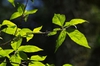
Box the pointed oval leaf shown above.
[55,30,67,52]
[29,62,45,66]
[52,14,66,27]
[24,9,38,16]
[48,31,57,36]
[11,37,22,50]
[10,12,22,20]
[18,51,28,60]
[63,64,72,66]
[67,29,90,48]
[30,55,46,61]
[8,0,15,7]
[10,55,21,66]
[33,26,42,33]
[18,45,43,53]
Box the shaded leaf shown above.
[55,30,67,52]
[52,14,65,27]
[67,29,90,48]
[30,55,46,61]
[18,45,43,53]
[18,51,28,60]
[0,59,6,66]
[11,37,22,50]
[8,0,15,7]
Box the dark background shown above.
[0,0,100,66]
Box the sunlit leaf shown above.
[11,37,22,50]
[55,30,67,52]
[2,20,16,27]
[10,12,22,20]
[8,0,15,7]
[67,29,90,48]
[64,19,87,27]
[24,9,37,16]
[63,64,72,66]
[30,55,46,61]
[29,62,45,66]
[19,28,33,41]
[10,55,21,66]
[48,31,57,36]
[4,49,14,58]
[33,26,42,33]
[52,14,65,27]
[0,59,6,66]
[18,45,43,53]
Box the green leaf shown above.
[10,12,22,20]
[10,55,21,66]
[64,19,87,27]
[2,20,16,27]
[67,29,90,48]
[2,27,17,35]
[33,26,42,33]
[29,62,45,66]
[55,30,67,52]
[11,37,22,50]
[0,60,6,66]
[4,49,14,58]
[18,45,43,53]
[18,51,28,60]
[52,14,65,27]
[48,31,57,36]
[24,9,37,16]
[30,55,46,61]
[19,28,34,41]
[63,64,72,66]
[0,37,3,40]
[8,0,15,7]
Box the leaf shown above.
[63,64,72,66]
[4,49,14,58]
[11,37,22,50]
[2,20,16,27]
[33,26,42,33]
[48,31,57,36]
[10,12,22,20]
[10,55,21,66]
[19,28,33,41]
[67,29,90,48]
[0,60,6,66]
[55,30,67,52]
[8,0,15,7]
[64,19,87,27]
[2,27,17,35]
[24,9,38,16]
[18,45,43,53]
[30,55,46,61]
[18,51,28,60]
[52,14,65,27]
[0,37,3,40]
[29,62,45,66]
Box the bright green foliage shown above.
[64,19,87,27]
[33,26,42,33]
[11,37,22,50]
[52,14,65,27]
[67,29,90,48]
[63,64,72,66]
[18,45,43,52]
[10,55,21,66]
[55,30,67,51]
[19,28,33,41]
[0,60,6,66]
[30,55,46,61]
[29,62,45,66]
[24,9,37,16]
[8,0,15,7]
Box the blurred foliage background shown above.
[0,0,100,66]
